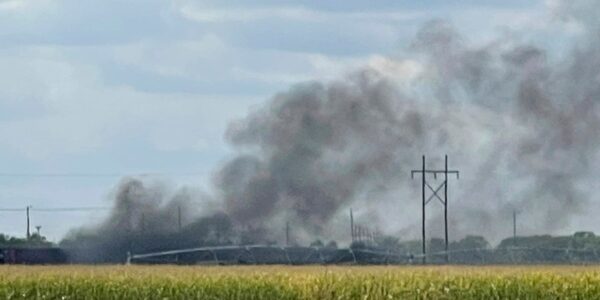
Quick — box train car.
[0,247,68,264]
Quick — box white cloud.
[0,46,261,159]
[366,55,423,82]
[111,34,231,79]
[0,0,25,11]
[230,53,424,85]
[179,5,423,23]
[111,34,380,88]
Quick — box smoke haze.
[63,0,600,257]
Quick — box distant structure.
[411,155,459,263]
[349,208,375,246]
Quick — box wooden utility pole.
[178,205,182,233]
[444,155,449,262]
[350,208,354,242]
[421,156,426,263]
[513,210,517,247]
[411,155,459,264]
[26,205,31,240]
[286,222,290,246]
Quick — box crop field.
[2,265,600,299]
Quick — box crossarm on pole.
[425,182,445,205]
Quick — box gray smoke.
[412,2,600,239]
[215,0,600,242]
[216,71,423,235]
[61,178,236,262]
[64,0,600,257]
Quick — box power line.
[0,172,205,178]
[31,207,111,212]
[0,173,122,178]
[0,208,25,211]
[0,206,110,212]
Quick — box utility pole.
[513,210,517,247]
[421,155,426,263]
[286,222,290,246]
[360,226,364,242]
[140,212,145,235]
[178,205,182,233]
[443,155,449,263]
[350,208,354,243]
[411,155,460,264]
[26,205,31,240]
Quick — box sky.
[0,0,547,241]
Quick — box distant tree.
[571,231,600,249]
[309,239,324,248]
[325,240,338,249]
[0,233,53,248]
[350,240,368,249]
[451,235,490,250]
[428,238,445,253]
[397,240,422,254]
[374,235,400,251]
[497,235,554,249]
[574,231,595,239]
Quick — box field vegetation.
[2,265,600,299]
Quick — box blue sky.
[0,0,547,241]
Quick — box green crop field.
[2,265,600,299]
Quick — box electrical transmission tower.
[411,155,459,263]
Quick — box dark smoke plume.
[216,71,423,235]
[63,0,600,260]
[61,178,236,262]
[216,1,600,241]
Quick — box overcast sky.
[0,0,546,241]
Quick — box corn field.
[2,265,600,299]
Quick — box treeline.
[351,235,489,253]
[0,233,53,248]
[352,231,600,254]
[5,228,600,264]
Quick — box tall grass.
[1,265,600,299]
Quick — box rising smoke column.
[64,0,600,256]
[61,178,233,262]
[215,0,600,242]
[410,7,600,238]
[215,71,426,236]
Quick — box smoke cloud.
[61,178,236,262]
[64,0,600,259]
